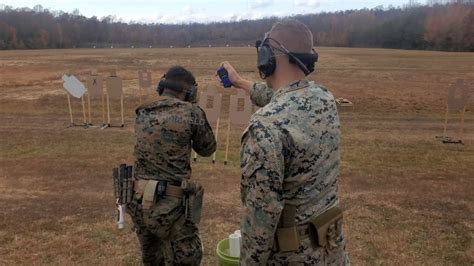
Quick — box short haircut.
[165,66,196,87]
[269,19,313,53]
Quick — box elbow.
[196,141,216,157]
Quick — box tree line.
[0,1,472,51]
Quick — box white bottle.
[229,233,241,257]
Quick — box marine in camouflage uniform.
[222,19,350,265]
[129,67,216,266]
[240,81,350,265]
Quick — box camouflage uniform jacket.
[240,80,349,265]
[134,94,216,183]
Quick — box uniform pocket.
[146,196,184,238]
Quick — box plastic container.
[216,238,240,266]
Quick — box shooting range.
[436,79,471,144]
[3,4,474,262]
[62,73,88,128]
[86,70,105,127]
[105,70,125,128]
[138,69,153,104]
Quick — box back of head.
[268,19,313,53]
[164,66,196,89]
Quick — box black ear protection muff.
[157,74,198,103]
[256,37,319,79]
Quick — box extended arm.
[221,62,274,107]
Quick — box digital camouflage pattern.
[134,95,216,182]
[130,94,216,265]
[240,80,350,265]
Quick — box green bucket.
[216,238,240,266]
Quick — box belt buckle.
[156,180,167,198]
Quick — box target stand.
[436,79,470,145]
[62,73,89,128]
[102,70,126,130]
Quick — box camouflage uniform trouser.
[129,196,202,266]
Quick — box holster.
[181,179,204,224]
[274,205,343,252]
[308,206,343,247]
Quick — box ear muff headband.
[157,77,198,103]
[256,37,319,79]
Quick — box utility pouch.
[142,180,158,210]
[112,164,134,205]
[308,206,343,247]
[181,180,204,224]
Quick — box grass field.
[0,47,473,265]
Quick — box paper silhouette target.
[199,88,222,124]
[447,79,470,111]
[224,90,253,165]
[87,71,104,98]
[86,70,106,126]
[138,70,152,89]
[437,78,471,145]
[106,71,123,99]
[229,90,253,125]
[62,74,86,98]
[104,70,125,128]
[62,73,87,127]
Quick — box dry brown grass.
[0,47,473,265]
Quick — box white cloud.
[251,0,274,9]
[182,5,194,14]
[223,11,267,22]
[293,0,319,8]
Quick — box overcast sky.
[2,0,413,23]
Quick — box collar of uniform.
[161,92,179,99]
[271,79,311,101]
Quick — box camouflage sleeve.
[250,82,274,107]
[240,118,285,265]
[191,105,216,157]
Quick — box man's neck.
[161,89,185,101]
[271,74,306,91]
